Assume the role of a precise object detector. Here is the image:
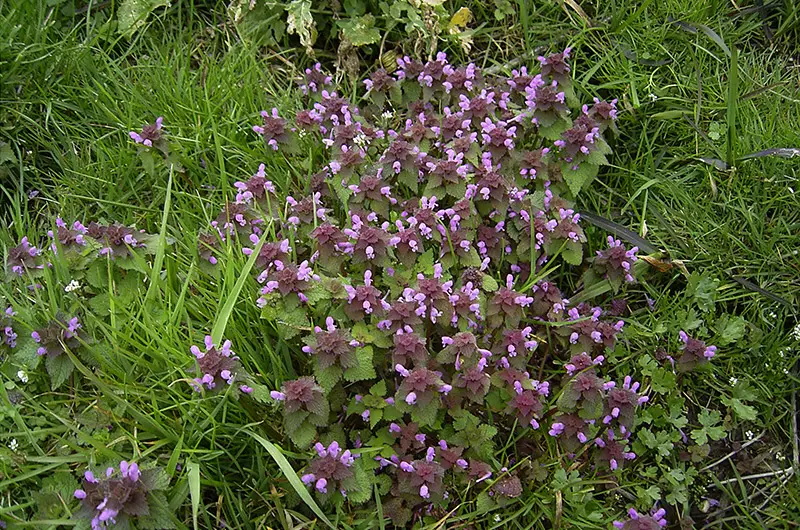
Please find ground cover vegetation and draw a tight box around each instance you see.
[0,0,799,528]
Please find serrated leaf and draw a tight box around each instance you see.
[285,409,310,434]
[563,162,599,196]
[397,169,418,193]
[369,408,384,429]
[482,274,499,292]
[46,354,74,390]
[562,240,583,265]
[0,141,16,165]
[716,314,746,346]
[448,7,472,31]
[286,0,316,53]
[344,346,376,382]
[410,399,439,427]
[86,260,109,289]
[13,336,41,368]
[118,0,168,38]
[416,249,435,275]
[140,467,170,491]
[138,490,175,529]
[722,396,758,421]
[369,380,387,396]
[338,14,381,46]
[288,421,317,448]
[315,364,343,392]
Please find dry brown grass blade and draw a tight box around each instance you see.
[560,0,592,27]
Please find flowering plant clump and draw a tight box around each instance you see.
[185,48,707,525]
[73,461,173,529]
[2,306,17,351]
[30,316,88,389]
[189,335,253,394]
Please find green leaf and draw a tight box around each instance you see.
[722,396,758,421]
[561,240,583,265]
[13,336,41,368]
[345,461,373,504]
[416,248,435,276]
[344,346,377,382]
[288,421,317,448]
[0,141,16,165]
[397,169,419,193]
[562,162,599,196]
[186,461,201,530]
[369,408,384,429]
[118,0,168,37]
[338,14,381,46]
[86,260,109,290]
[715,314,746,346]
[314,364,343,392]
[286,0,316,53]
[686,271,719,312]
[482,274,499,292]
[246,432,336,529]
[691,410,727,444]
[410,400,440,427]
[638,428,674,457]
[369,380,387,397]
[139,491,175,529]
[46,355,74,390]
[140,467,170,491]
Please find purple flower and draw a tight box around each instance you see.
[129,117,164,147]
[32,317,83,357]
[300,63,332,94]
[253,109,290,150]
[613,507,667,529]
[189,335,247,392]
[74,461,163,530]
[7,237,41,275]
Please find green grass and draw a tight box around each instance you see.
[1,0,799,528]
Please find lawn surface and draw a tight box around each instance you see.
[1,1,798,528]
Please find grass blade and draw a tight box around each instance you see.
[577,210,658,253]
[246,431,336,530]
[210,228,269,345]
[145,168,172,302]
[187,460,201,530]
[726,46,738,167]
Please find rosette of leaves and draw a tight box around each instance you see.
[272,376,330,447]
[31,316,88,389]
[72,461,173,530]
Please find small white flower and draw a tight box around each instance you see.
[8,439,18,451]
[778,349,785,358]
[353,132,370,148]
[381,110,394,120]
[776,451,786,461]
[298,129,308,139]
[494,514,501,522]
[792,322,800,341]
[17,370,28,384]
[783,367,790,375]
[745,430,754,440]
[768,311,777,319]
[729,377,738,385]
[648,93,658,102]
[65,280,81,293]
